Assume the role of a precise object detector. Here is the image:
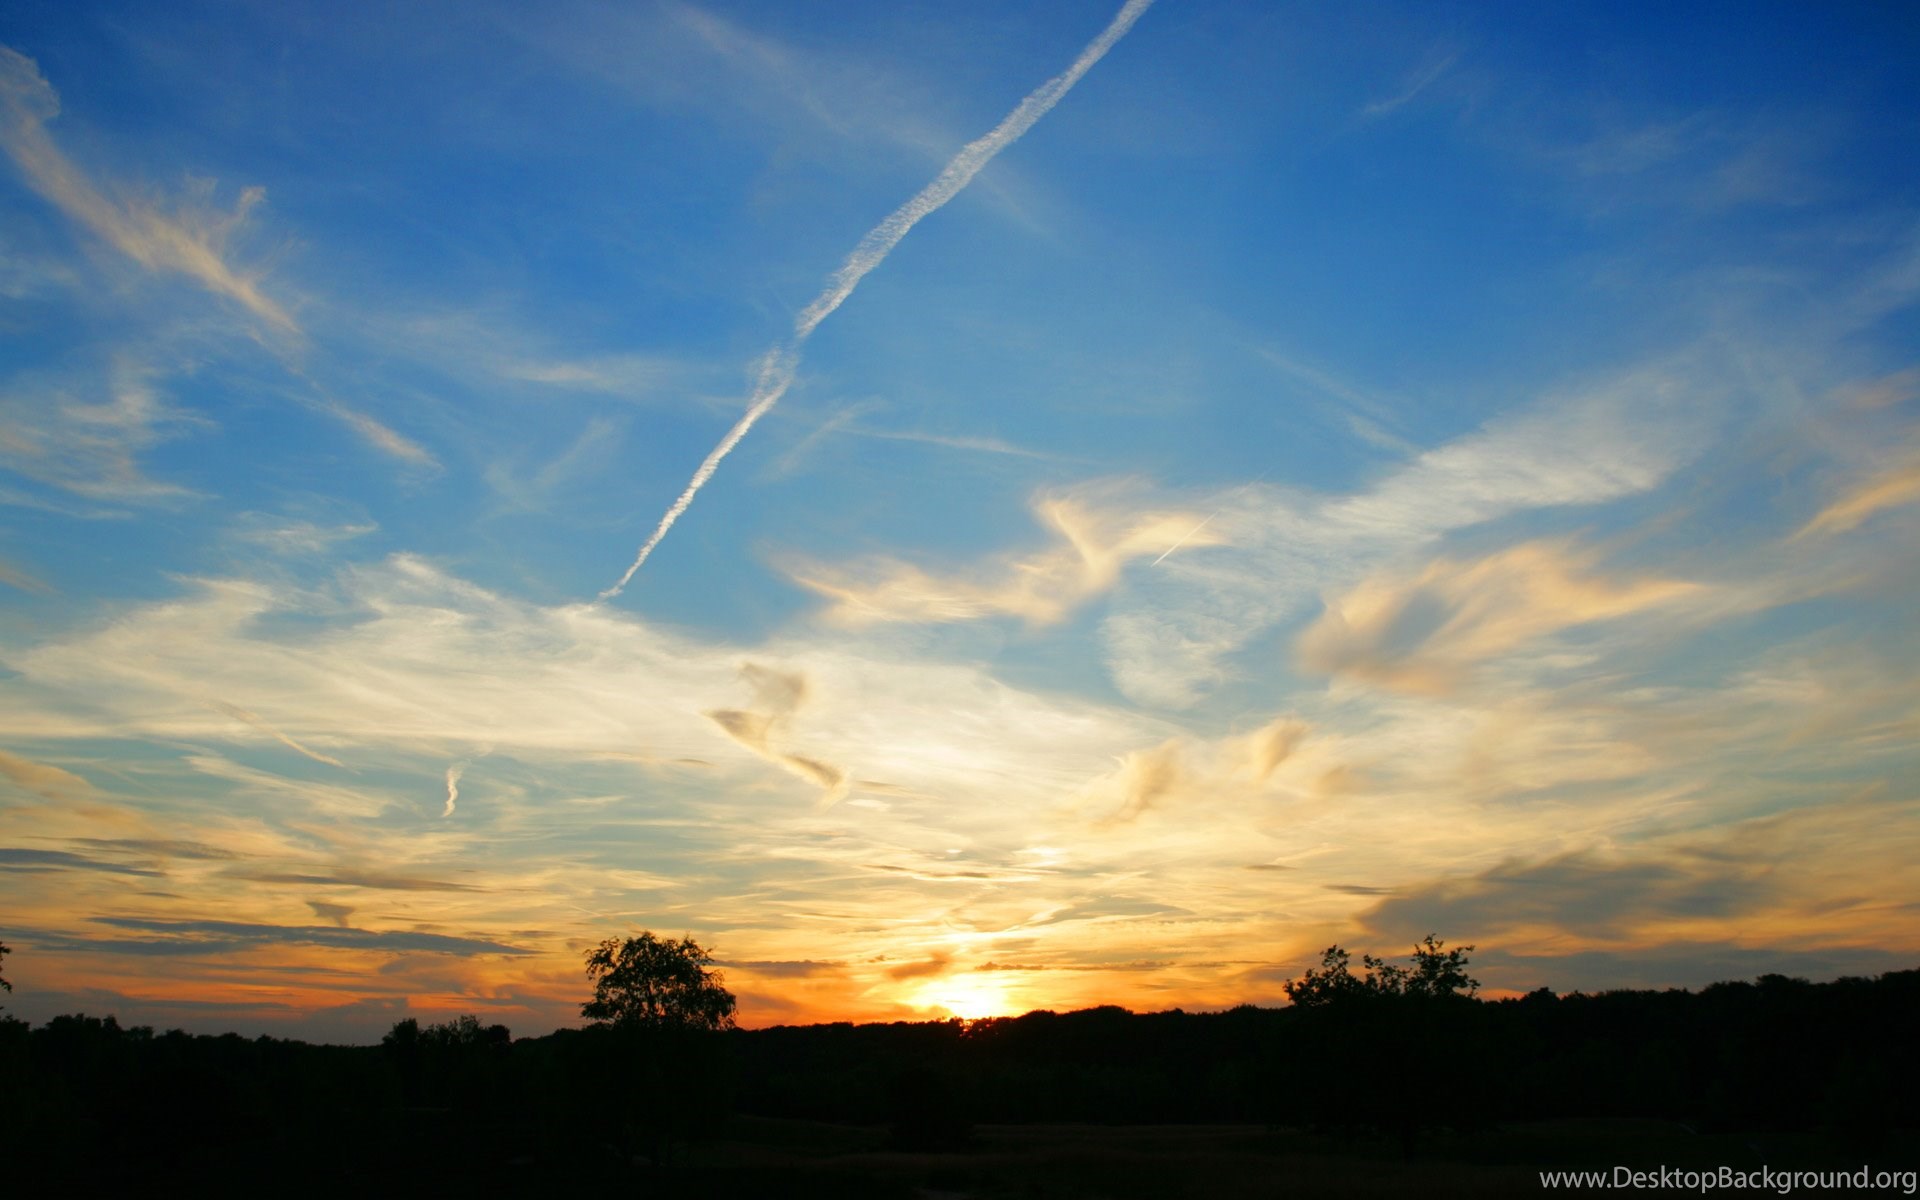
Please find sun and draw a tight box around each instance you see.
[912,974,1016,1020]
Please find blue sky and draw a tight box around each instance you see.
[2,0,1917,1039]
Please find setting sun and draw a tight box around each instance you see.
[912,975,1017,1021]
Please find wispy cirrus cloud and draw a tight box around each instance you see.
[229,513,377,556]
[1099,352,1732,706]
[0,361,206,504]
[206,699,348,769]
[0,46,296,332]
[1296,539,1703,695]
[0,557,52,594]
[790,489,1225,627]
[0,748,95,801]
[229,867,484,893]
[1359,47,1458,119]
[0,847,160,876]
[1794,450,1920,540]
[310,397,437,469]
[85,916,526,957]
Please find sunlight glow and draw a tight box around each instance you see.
[912,974,1016,1020]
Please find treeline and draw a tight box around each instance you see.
[2,969,1915,1185]
[732,970,1919,1143]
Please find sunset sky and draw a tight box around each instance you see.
[2,0,1918,1042]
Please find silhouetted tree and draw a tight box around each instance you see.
[1284,935,1477,1007]
[1282,945,1368,1009]
[421,1013,511,1048]
[582,932,736,1031]
[0,940,10,1006]
[575,933,737,1166]
[1372,934,1479,1000]
[1281,936,1482,1153]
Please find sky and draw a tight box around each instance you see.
[1,0,1917,1042]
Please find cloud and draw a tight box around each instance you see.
[69,838,236,860]
[0,362,206,503]
[493,353,682,395]
[1244,717,1308,781]
[0,748,94,801]
[0,847,161,876]
[599,0,1155,596]
[1359,48,1457,119]
[1471,943,1920,995]
[206,699,347,768]
[306,901,354,928]
[726,959,844,979]
[88,916,526,957]
[443,763,463,818]
[485,416,624,512]
[0,46,295,332]
[1361,849,1771,943]
[791,490,1227,627]
[1296,539,1703,694]
[1840,367,1920,411]
[313,400,437,468]
[1795,452,1920,539]
[704,663,849,807]
[847,425,1056,460]
[0,558,51,594]
[230,514,377,556]
[885,950,954,981]
[1096,355,1728,706]
[0,556,1166,812]
[1088,739,1183,824]
[774,404,1060,478]
[229,867,483,892]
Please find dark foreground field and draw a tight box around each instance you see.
[505,1116,1920,1198]
[10,968,1920,1193]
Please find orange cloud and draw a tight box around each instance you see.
[0,747,94,801]
[790,491,1227,627]
[1795,455,1920,539]
[1298,540,1702,693]
[704,662,849,807]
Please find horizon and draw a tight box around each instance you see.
[24,947,1920,1046]
[2,0,1918,1045]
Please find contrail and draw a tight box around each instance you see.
[1151,473,1269,566]
[599,0,1155,600]
[1151,511,1220,566]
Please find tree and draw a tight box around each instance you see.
[581,932,736,1031]
[1283,945,1368,1009]
[1281,935,1485,1152]
[1284,935,1477,1008]
[0,940,10,1006]
[1398,933,1478,1000]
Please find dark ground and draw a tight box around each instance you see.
[556,1115,1920,1198]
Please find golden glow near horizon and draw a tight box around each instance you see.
[2,6,1919,1041]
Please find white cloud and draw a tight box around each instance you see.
[0,46,296,332]
[0,360,206,503]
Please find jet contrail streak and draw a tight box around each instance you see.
[599,0,1155,600]
[1151,471,1271,566]
[1151,511,1220,566]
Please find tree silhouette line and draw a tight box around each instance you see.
[2,933,1915,1188]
